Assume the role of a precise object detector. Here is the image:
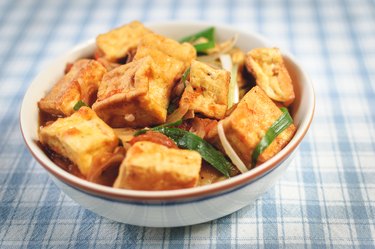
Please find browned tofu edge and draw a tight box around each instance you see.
[92,56,169,127]
[245,48,295,106]
[113,141,202,190]
[38,59,107,116]
[38,107,118,176]
[180,60,230,119]
[96,20,153,62]
[222,86,296,167]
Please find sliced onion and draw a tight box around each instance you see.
[183,109,195,120]
[207,34,238,55]
[219,54,232,72]
[167,84,195,123]
[197,34,238,63]
[87,147,125,186]
[217,121,248,173]
[166,102,190,123]
[189,118,207,138]
[220,54,239,108]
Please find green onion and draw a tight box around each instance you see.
[151,127,231,177]
[179,27,215,53]
[73,100,88,111]
[251,107,293,167]
[133,119,183,136]
[181,67,190,88]
[167,67,191,114]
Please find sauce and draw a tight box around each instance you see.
[37,141,85,180]
[38,111,86,178]
[38,110,59,127]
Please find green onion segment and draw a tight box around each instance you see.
[179,27,215,52]
[251,107,293,167]
[133,119,183,136]
[181,67,190,88]
[73,100,88,111]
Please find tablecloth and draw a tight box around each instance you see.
[1,0,374,248]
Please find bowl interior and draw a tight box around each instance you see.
[20,21,314,200]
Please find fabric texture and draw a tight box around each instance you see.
[1,0,374,248]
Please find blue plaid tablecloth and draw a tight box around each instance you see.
[1,0,374,248]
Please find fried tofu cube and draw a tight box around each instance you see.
[93,33,196,128]
[38,59,106,116]
[92,56,170,128]
[39,107,118,176]
[222,86,296,167]
[180,60,230,119]
[113,141,202,190]
[134,33,196,83]
[245,48,295,106]
[96,21,152,62]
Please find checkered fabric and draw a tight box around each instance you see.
[1,0,374,248]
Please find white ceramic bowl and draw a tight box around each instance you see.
[20,21,314,227]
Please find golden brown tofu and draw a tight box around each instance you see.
[93,33,195,128]
[92,56,170,128]
[96,21,152,62]
[39,107,118,176]
[38,59,106,116]
[113,141,202,190]
[245,48,295,106]
[134,33,196,83]
[96,57,121,72]
[222,86,296,167]
[180,60,230,119]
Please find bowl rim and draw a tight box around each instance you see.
[20,20,315,202]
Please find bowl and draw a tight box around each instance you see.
[20,21,315,227]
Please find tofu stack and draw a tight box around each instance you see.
[93,30,196,128]
[38,21,201,190]
[37,21,297,191]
